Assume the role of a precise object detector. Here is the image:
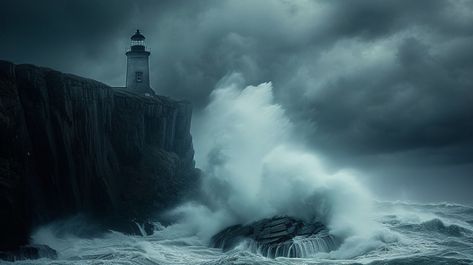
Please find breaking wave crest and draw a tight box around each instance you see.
[169,74,395,258]
[26,200,473,265]
[401,218,471,237]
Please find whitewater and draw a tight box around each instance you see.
[5,201,472,265]
[5,76,473,265]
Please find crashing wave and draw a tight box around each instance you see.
[400,218,471,237]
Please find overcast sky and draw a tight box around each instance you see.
[1,0,472,204]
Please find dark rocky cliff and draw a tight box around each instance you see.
[0,60,198,250]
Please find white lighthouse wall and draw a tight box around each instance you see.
[126,53,150,92]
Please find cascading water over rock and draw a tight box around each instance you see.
[211,216,339,258]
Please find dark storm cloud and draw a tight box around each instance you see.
[0,0,131,60]
[306,36,473,156]
[146,0,473,159]
[1,0,473,202]
[146,0,473,203]
[0,0,215,86]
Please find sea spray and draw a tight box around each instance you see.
[172,74,381,255]
[26,202,473,264]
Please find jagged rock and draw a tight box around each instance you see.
[0,60,199,251]
[0,61,32,250]
[211,216,338,258]
[0,244,57,262]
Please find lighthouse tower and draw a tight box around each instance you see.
[126,30,154,95]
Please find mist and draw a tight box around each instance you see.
[152,74,403,259]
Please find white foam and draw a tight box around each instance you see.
[172,74,387,257]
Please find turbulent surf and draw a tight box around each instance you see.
[5,201,472,265]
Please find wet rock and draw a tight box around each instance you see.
[211,216,338,258]
[0,244,57,262]
[0,60,32,250]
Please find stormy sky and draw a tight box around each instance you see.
[1,0,472,204]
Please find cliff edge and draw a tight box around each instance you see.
[0,60,199,250]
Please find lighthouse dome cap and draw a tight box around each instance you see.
[131,30,145,41]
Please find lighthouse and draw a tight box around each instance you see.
[126,30,154,95]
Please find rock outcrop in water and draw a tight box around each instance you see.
[0,60,199,251]
[211,216,338,258]
[0,244,57,262]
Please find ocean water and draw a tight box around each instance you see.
[5,201,473,265]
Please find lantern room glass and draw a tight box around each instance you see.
[131,40,145,47]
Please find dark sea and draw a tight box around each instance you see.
[4,201,472,265]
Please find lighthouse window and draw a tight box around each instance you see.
[135,72,143,82]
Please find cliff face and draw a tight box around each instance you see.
[0,60,198,250]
